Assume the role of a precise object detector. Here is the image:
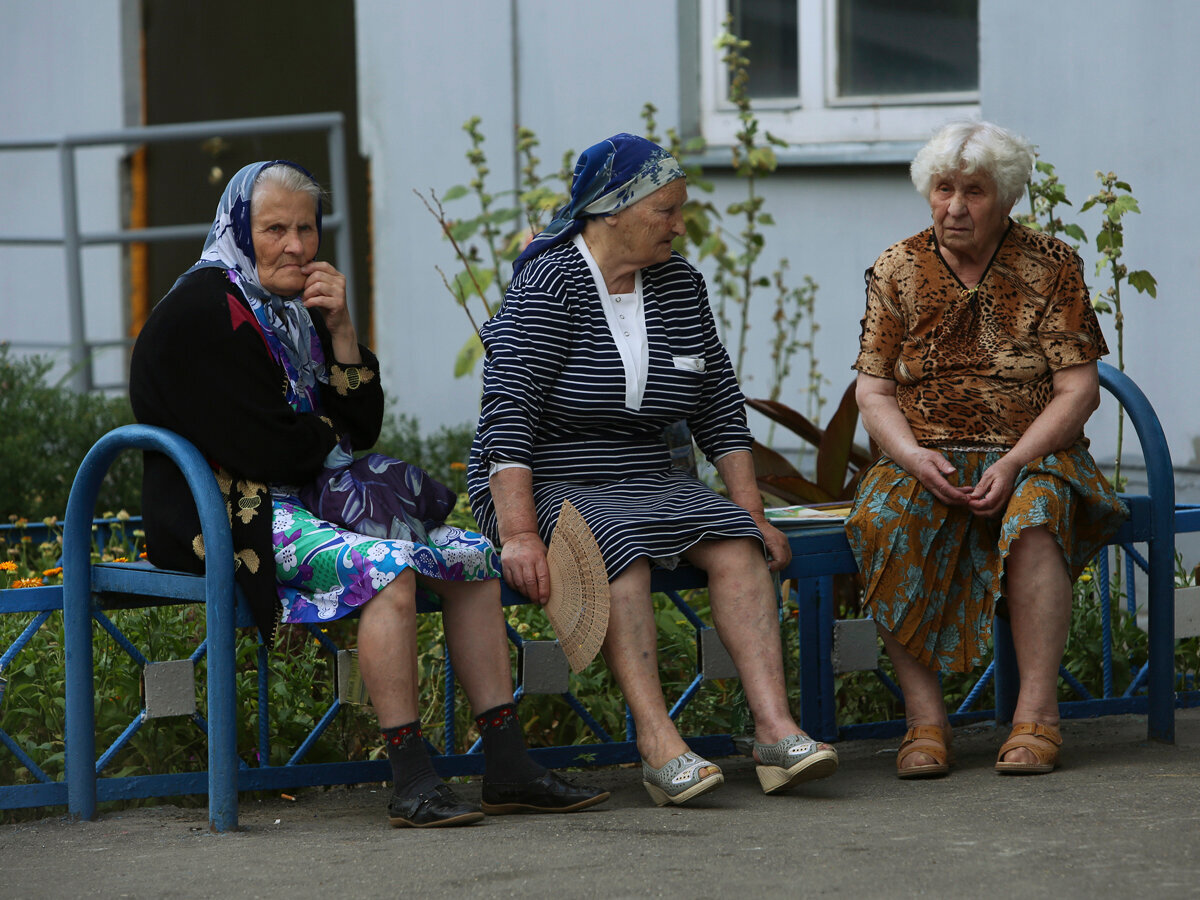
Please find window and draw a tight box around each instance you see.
[699,1,980,157]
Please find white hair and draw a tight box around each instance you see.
[910,121,1035,208]
[251,163,322,213]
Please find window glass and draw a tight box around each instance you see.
[835,0,978,98]
[729,0,799,99]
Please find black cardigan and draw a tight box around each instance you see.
[129,267,384,647]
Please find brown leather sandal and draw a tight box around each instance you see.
[896,724,952,779]
[995,722,1062,775]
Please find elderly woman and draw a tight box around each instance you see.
[468,133,837,807]
[130,160,606,827]
[846,121,1128,778]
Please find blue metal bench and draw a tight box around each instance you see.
[0,361,1192,832]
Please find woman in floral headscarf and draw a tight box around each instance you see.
[468,134,838,807]
[130,161,607,828]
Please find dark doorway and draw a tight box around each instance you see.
[139,0,371,338]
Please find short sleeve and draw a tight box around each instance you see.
[853,263,906,379]
[1038,252,1109,369]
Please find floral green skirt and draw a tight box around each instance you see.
[844,442,1127,673]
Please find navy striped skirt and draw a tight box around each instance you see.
[472,469,765,578]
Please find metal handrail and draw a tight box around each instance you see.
[0,112,354,393]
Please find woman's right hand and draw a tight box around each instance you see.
[903,447,972,507]
[857,373,971,507]
[500,531,552,605]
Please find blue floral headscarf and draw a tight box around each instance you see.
[512,133,685,278]
[177,160,325,392]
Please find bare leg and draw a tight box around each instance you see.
[878,624,951,770]
[682,538,807,751]
[599,558,715,774]
[356,568,420,729]
[424,574,515,715]
[1001,526,1072,764]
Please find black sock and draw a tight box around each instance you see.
[475,703,546,783]
[382,721,443,798]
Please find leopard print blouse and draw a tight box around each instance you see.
[854,222,1109,447]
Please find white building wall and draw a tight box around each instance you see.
[980,0,1200,478]
[1,0,1193,492]
[356,0,688,434]
[0,0,130,389]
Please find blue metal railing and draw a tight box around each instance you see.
[0,112,355,392]
[1,362,1195,830]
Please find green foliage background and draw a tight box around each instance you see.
[0,344,140,520]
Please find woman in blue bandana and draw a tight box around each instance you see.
[469,134,838,806]
[131,161,607,828]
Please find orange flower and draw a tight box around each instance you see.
[449,461,467,472]
[0,561,16,573]
[12,577,43,588]
[43,567,63,578]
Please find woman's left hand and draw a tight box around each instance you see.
[968,458,1018,518]
[754,514,792,573]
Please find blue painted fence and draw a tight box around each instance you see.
[1,362,1196,831]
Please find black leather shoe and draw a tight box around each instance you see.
[480,770,611,815]
[387,784,485,828]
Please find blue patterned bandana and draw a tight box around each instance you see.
[512,133,685,277]
[176,160,326,390]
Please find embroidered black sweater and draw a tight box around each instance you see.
[129,267,383,646]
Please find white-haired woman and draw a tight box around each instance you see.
[845,122,1127,778]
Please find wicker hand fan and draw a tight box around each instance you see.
[544,500,611,673]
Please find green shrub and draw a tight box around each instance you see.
[0,344,140,519]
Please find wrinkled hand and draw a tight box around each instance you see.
[754,515,792,573]
[968,458,1018,519]
[500,531,551,605]
[300,261,351,336]
[905,447,972,507]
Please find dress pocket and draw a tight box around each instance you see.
[672,355,705,373]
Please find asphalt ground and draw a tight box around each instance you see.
[2,708,1198,899]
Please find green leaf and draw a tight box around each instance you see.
[1045,184,1069,204]
[1063,223,1087,242]
[1127,270,1158,297]
[483,208,521,225]
[448,215,482,242]
[758,212,775,226]
[441,184,469,202]
[451,264,494,303]
[454,335,484,377]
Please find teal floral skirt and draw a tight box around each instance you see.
[844,442,1127,673]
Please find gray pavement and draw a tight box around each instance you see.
[2,708,1198,899]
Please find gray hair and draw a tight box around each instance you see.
[251,163,323,213]
[910,121,1035,208]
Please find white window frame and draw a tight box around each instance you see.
[699,0,981,153]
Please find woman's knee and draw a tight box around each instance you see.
[1007,525,1062,568]
[366,567,418,617]
[610,558,652,596]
